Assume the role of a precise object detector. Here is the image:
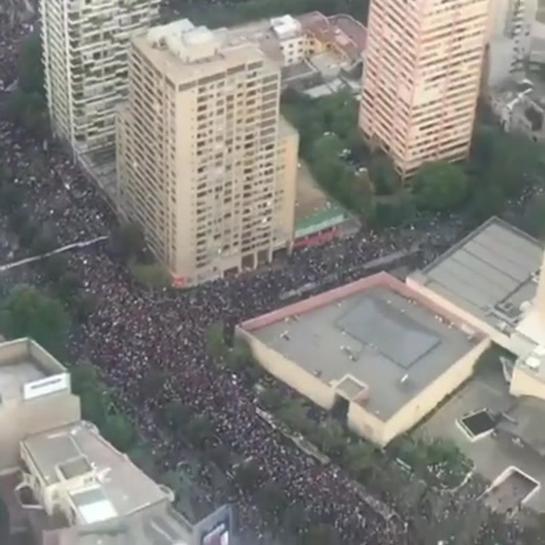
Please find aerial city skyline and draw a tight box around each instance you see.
[1,0,545,544]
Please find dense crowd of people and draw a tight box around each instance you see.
[0,9,541,545]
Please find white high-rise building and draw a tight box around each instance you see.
[487,0,538,87]
[117,20,298,287]
[40,0,159,182]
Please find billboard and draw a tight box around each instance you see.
[196,504,233,545]
[23,373,69,400]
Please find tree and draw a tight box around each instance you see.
[139,369,167,399]
[0,497,9,544]
[206,321,227,360]
[18,31,45,95]
[371,191,415,228]
[102,413,136,453]
[369,153,401,195]
[0,286,70,357]
[185,414,214,448]
[226,337,252,371]
[163,400,192,435]
[70,362,101,395]
[111,222,145,262]
[282,501,309,535]
[342,442,376,478]
[258,386,284,412]
[80,389,110,428]
[234,459,263,492]
[256,481,288,522]
[309,418,346,457]
[523,195,545,240]
[299,523,340,545]
[467,180,505,224]
[276,399,310,434]
[413,162,469,211]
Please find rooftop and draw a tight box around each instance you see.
[22,421,170,523]
[241,273,481,420]
[410,217,543,333]
[418,359,545,513]
[136,19,276,84]
[298,11,367,63]
[0,338,68,404]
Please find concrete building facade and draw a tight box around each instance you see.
[117,20,298,286]
[359,0,490,178]
[40,0,159,175]
[0,338,80,473]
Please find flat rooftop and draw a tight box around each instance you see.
[418,361,545,513]
[242,273,481,420]
[0,338,67,403]
[22,421,169,524]
[410,217,543,332]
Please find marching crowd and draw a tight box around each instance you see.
[0,10,538,545]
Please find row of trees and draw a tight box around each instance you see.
[3,31,48,137]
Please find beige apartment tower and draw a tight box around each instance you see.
[117,20,298,287]
[360,0,490,178]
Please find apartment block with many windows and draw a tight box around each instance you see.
[360,0,490,178]
[40,0,159,170]
[117,20,298,287]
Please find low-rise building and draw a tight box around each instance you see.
[17,421,234,545]
[0,338,235,545]
[237,272,488,446]
[0,338,80,473]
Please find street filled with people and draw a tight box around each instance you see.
[0,8,543,545]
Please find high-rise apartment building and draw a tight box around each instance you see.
[40,0,159,172]
[487,0,537,86]
[360,0,490,178]
[117,20,298,287]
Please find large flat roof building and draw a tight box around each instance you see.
[360,0,490,178]
[238,273,488,446]
[408,217,543,343]
[408,216,545,407]
[117,19,298,286]
[0,338,80,472]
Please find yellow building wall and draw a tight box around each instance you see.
[237,328,336,410]
[240,325,490,447]
[378,337,491,445]
[510,366,545,401]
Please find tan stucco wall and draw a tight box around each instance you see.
[510,365,545,401]
[239,326,490,447]
[0,394,81,472]
[237,328,336,409]
[377,337,491,445]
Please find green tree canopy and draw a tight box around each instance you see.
[18,31,45,95]
[369,153,401,195]
[413,162,469,211]
[102,413,136,453]
[206,321,227,360]
[523,195,545,240]
[0,286,70,357]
